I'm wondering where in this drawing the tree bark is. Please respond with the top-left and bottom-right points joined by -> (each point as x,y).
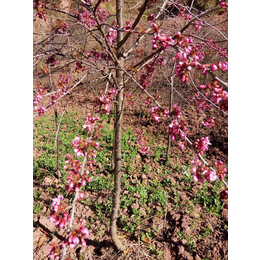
109,0 -> 125,251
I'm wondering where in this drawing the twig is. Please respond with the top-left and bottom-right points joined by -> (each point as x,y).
54,99 -> 69,149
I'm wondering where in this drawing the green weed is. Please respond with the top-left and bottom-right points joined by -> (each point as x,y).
33,203 -> 43,214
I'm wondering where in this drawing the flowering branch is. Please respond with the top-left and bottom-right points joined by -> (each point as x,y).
61,155 -> 87,260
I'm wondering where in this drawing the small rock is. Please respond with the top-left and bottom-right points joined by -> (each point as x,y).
39,216 -> 56,233
42,177 -> 53,187
162,245 -> 172,260
178,245 -> 185,254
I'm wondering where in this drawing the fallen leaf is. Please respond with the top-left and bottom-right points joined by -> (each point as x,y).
39,228 -> 51,237
124,249 -> 132,254
143,236 -> 151,244
37,234 -> 46,248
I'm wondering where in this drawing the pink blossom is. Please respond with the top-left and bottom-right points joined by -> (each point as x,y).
152,43 -> 158,50
194,137 -> 211,155
63,220 -> 90,249
176,51 -> 187,60
215,160 -> 227,180
171,103 -> 182,118
202,117 -> 215,128
178,141 -> 185,150
204,170 -> 218,182
190,157 -> 218,183
50,195 -> 71,228
217,60 -> 228,71
33,106 -> 47,116
149,106 -> 160,123
194,20 -> 203,31
83,114 -> 100,133
124,20 -> 132,32
33,93 -> 42,106
184,45 -> 192,54
49,242 -> 59,259
106,28 -> 117,45
222,91 -> 228,100
211,64 -> 218,71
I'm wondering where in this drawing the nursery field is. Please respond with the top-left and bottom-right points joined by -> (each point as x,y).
33,89 -> 228,260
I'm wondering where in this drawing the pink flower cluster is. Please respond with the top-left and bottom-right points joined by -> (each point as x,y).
169,119 -> 187,142
151,26 -> 175,51
96,7 -> 112,24
54,20 -> 69,34
167,103 -> 188,150
49,242 -> 59,259
64,154 -> 93,194
83,114 -> 100,134
139,63 -> 156,89
49,195 -> 71,228
193,20 -> 203,31
201,117 -> 216,128
191,157 -> 218,183
219,1 -> 228,14
198,81 -> 228,111
34,106 -> 47,116
149,106 -> 169,123
198,60 -> 228,75
134,129 -> 150,155
139,56 -> 166,89
194,137 -> 211,155
124,20 -> 132,32
93,89 -> 117,115
62,220 -> 89,248
210,86 -> 228,105
33,74 -> 71,116
48,111 -> 102,258
33,87 -> 48,116
219,189 -> 228,209
33,0 -> 46,21
220,1 -> 228,8
106,27 -> 117,45
174,34 -> 205,82
178,6 -> 193,21
57,75 -> 71,93
149,106 -> 161,123
49,75 -> 70,106
188,92 -> 210,112
170,103 -> 182,119
72,136 -> 99,158
33,92 -> 43,106
86,50 -> 112,62
77,9 -> 96,28
214,160 -> 227,181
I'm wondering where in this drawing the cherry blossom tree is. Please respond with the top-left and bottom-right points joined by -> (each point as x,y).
33,0 -> 228,257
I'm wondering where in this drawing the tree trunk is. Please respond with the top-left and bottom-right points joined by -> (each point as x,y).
110,0 -> 125,251
166,76 -> 174,161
